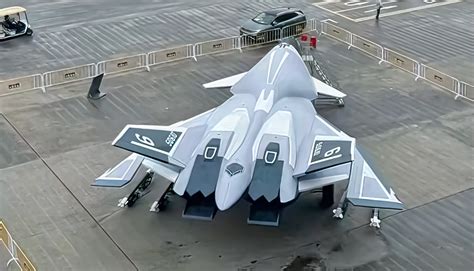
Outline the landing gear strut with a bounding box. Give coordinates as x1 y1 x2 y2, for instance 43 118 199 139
149 183 174 212
320 184 335 208
118 169 154 207
332 190 348 219
336 98 345 107
369 208 381 229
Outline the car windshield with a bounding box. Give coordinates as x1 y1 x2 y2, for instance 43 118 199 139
252 12 276 25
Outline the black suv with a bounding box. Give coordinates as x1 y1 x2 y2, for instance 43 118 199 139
240 8 306 37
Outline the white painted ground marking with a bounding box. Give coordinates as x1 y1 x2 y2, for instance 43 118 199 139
353 0 462 22
345 2 369 7
337 4 376 13
321 18 339 24
364 5 398 13
313 0 462 22
312 3 355 22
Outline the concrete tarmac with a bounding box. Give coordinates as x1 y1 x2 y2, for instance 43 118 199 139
0 35 473 270
1 0 473 270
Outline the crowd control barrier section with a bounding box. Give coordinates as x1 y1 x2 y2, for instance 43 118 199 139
148 44 193 66
350 34 383 60
43 64 96 88
306 18 319 34
383 49 419 77
0 221 36 271
321 22 351 45
458 82 474 101
0 74 43 96
420 64 459 94
97 54 147 75
281 21 309 39
194 37 239 58
240 28 281 48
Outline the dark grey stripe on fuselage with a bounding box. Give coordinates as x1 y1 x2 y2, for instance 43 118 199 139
248 143 283 202
185 138 223 197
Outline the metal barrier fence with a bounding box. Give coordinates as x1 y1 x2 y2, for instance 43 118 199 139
383 48 420 77
240 28 281 48
148 44 193 66
281 21 308 39
320 21 472 102
97 54 147 75
321 22 351 45
458 82 474 101
0 221 36 271
419 64 458 95
194 36 240 58
0 74 43 96
43 63 96 87
306 18 319 34
350 34 383 60
0 18 471 102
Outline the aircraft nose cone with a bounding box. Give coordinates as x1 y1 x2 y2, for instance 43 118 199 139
215 179 231 210
215 170 251 211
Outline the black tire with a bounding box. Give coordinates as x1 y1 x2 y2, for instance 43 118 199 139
337 99 345 107
158 197 169 211
140 177 152 190
127 193 139 207
320 185 335 208
26 28 33 36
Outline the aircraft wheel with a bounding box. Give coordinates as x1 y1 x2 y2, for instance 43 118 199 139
320 184 335 208
337 99 345 107
139 177 152 191
127 193 139 207
158 197 169 211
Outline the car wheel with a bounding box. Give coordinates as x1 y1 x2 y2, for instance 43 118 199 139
26 28 33 36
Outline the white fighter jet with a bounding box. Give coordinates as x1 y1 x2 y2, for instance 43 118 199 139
92 38 403 227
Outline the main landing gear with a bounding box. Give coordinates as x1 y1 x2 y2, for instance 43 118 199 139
149 182 174 212
118 169 154 207
116 167 175 212
332 189 382 228
332 190 348 219
370 208 381 229
320 184 335 208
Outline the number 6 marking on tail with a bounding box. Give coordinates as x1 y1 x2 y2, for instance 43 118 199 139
325 146 341 158
135 133 155 147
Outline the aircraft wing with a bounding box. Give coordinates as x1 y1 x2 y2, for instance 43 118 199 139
92 153 144 187
312 77 346 98
294 114 403 210
93 109 214 187
346 149 404 210
202 72 247 88
92 153 181 187
203 73 346 99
